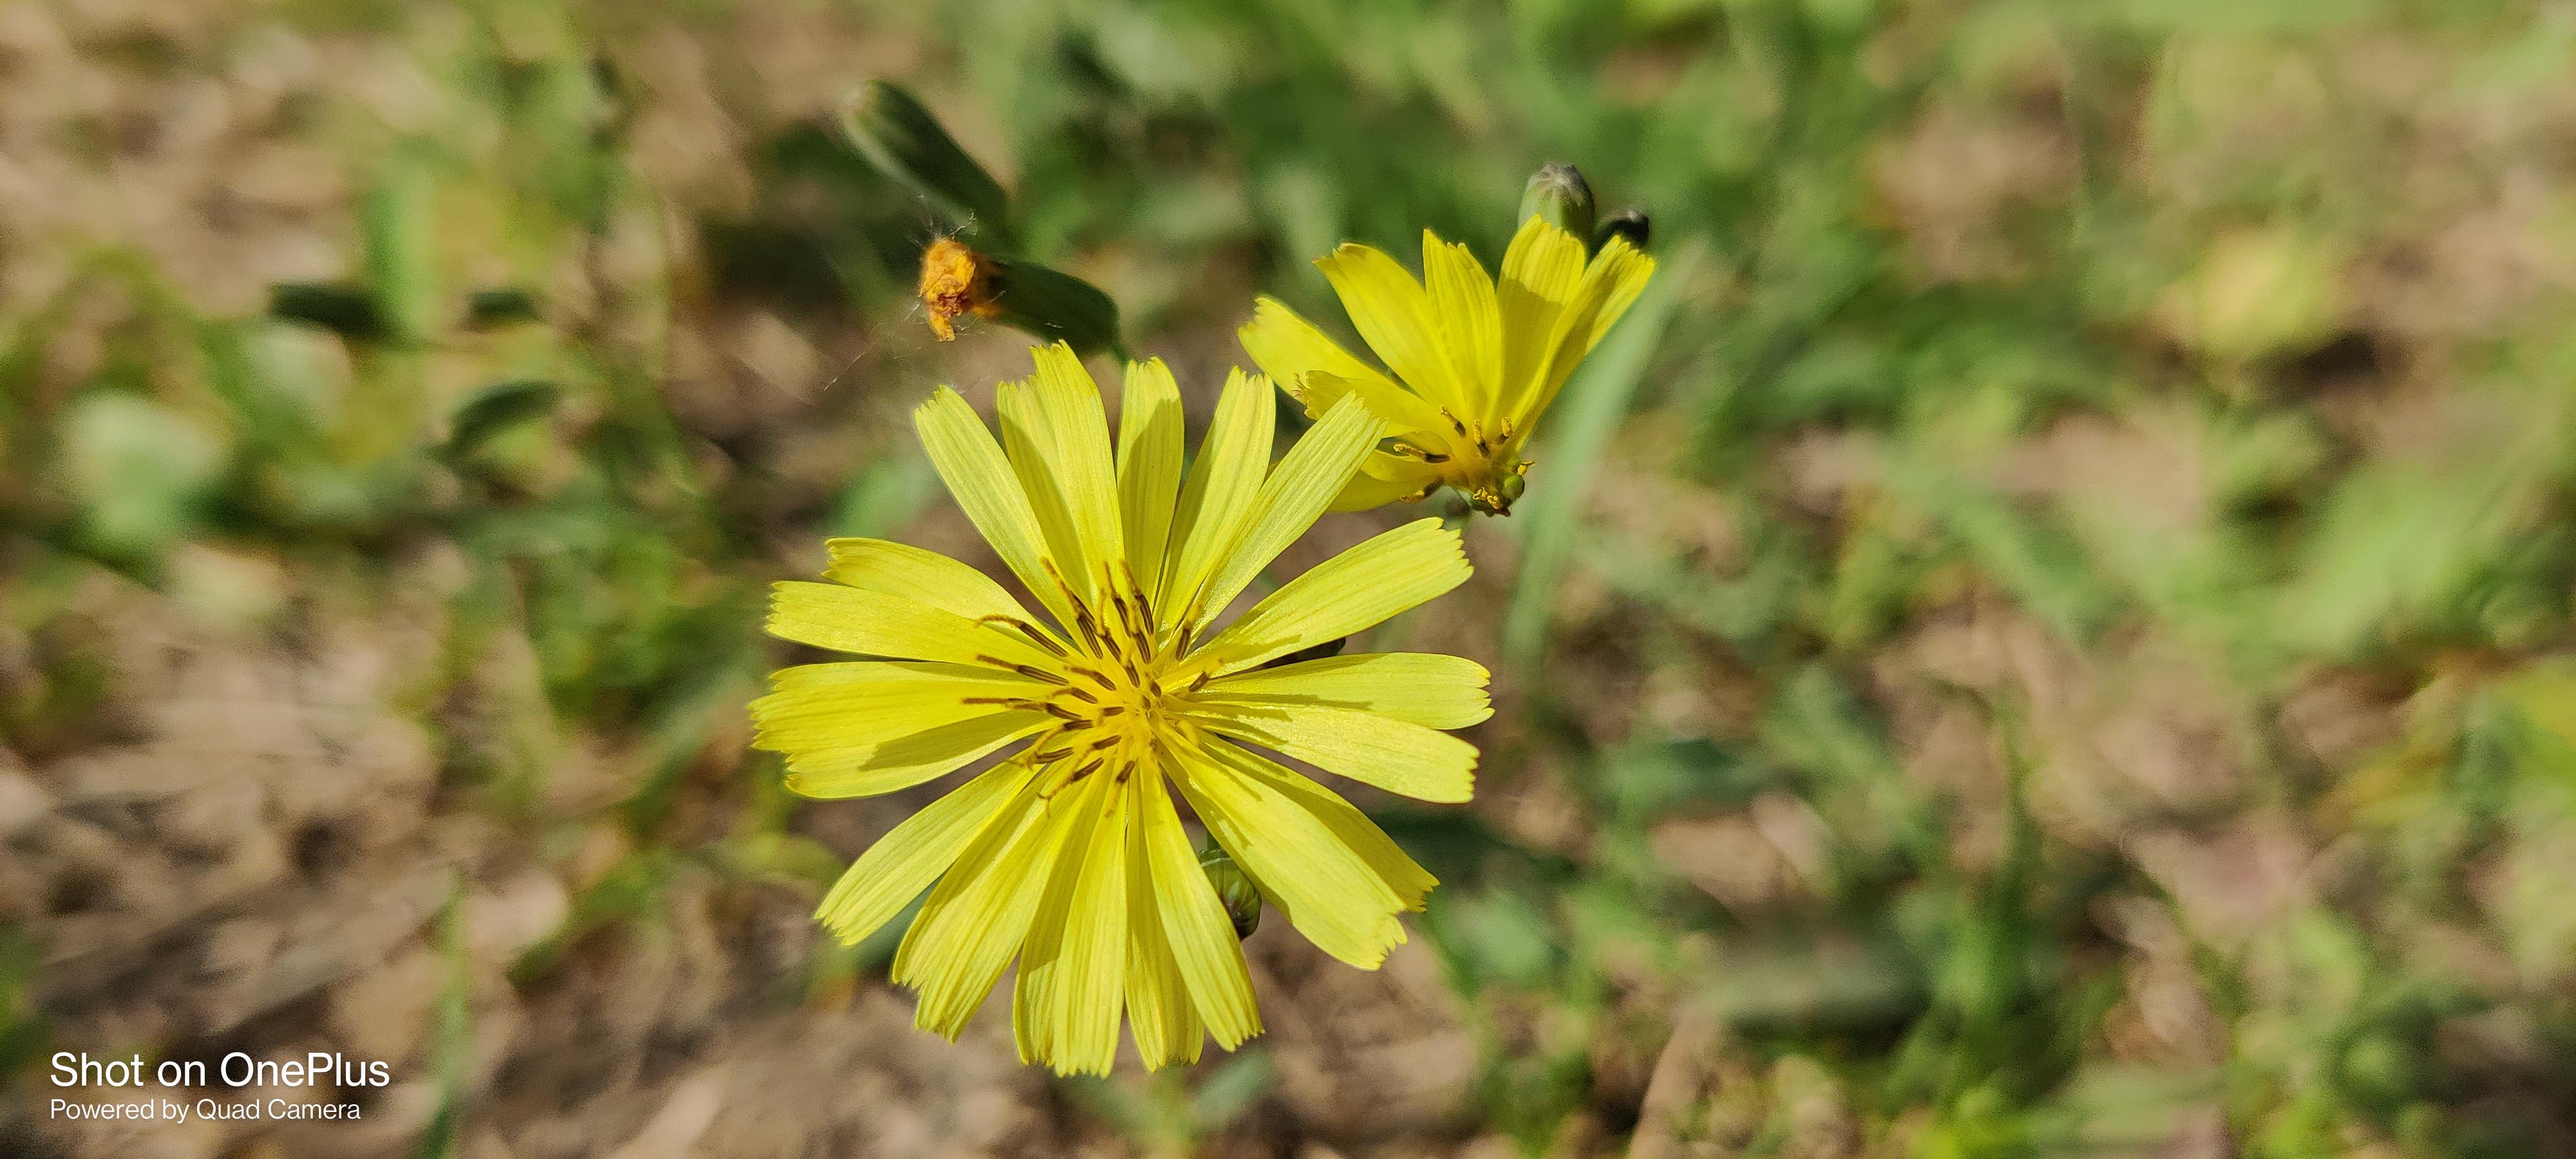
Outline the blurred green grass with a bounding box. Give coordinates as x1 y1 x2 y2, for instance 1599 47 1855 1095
7 0 2576 1154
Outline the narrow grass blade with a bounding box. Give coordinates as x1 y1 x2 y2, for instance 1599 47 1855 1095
1502 241 1701 671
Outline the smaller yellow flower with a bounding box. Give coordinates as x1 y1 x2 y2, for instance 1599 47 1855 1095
918 236 999 341
1241 216 1654 515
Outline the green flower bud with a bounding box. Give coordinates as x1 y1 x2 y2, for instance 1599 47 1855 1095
1519 164 1595 244
1198 843 1262 939
1595 208 1650 252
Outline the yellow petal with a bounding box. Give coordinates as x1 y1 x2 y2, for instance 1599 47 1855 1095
1222 740 1437 914
1572 236 1657 357
1013 771 1125 1075
1329 453 1441 513
1495 216 1588 424
1137 764 1260 1046
1191 518 1470 674
1201 652 1493 729
1020 768 1123 1077
824 538 1036 630
1117 357 1186 600
1197 705 1477 804
1423 231 1502 415
1162 368 1274 617
894 769 1081 1039
752 661 1050 796
753 661 1041 747
1174 740 1416 969
1301 369 1449 441
779 713 1048 798
1121 773 1206 1069
813 758 1038 945
766 581 1059 671
1316 243 1470 414
1518 238 1655 429
1188 393 1383 636
996 351 1124 610
1238 296 1422 423
914 387 1080 629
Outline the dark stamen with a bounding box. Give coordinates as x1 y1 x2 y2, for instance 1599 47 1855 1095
1039 558 1112 650
977 655 1066 683
975 614 1068 657
1118 561 1155 628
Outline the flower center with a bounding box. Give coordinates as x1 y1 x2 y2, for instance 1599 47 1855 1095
1391 408 1533 514
973 561 1207 798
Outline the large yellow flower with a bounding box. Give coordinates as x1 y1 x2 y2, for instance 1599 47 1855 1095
753 343 1487 1074
1241 216 1654 515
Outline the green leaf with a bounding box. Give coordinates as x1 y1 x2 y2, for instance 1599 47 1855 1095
444 379 562 456
987 257 1126 359
462 287 541 330
268 282 387 343
838 80 1017 247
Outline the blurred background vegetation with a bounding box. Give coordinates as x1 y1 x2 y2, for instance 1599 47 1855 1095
6 0 2576 1155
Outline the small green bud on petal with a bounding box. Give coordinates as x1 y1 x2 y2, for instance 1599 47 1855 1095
1520 164 1596 245
1199 843 1262 939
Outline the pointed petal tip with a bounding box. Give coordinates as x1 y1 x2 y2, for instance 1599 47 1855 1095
1318 240 1388 269
1203 1023 1259 1053
913 384 966 417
